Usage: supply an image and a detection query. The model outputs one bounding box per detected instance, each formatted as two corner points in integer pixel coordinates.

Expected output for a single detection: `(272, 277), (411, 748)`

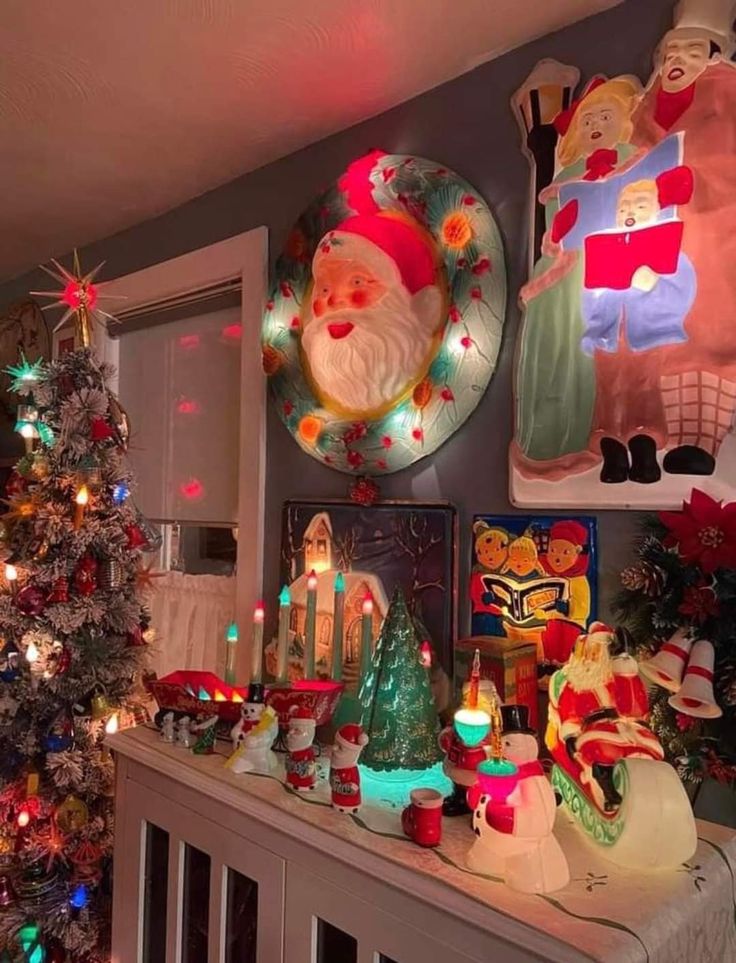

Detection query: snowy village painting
(279, 501), (457, 684)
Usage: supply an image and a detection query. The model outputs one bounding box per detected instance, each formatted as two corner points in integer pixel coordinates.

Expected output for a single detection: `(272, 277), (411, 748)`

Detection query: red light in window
(176, 399), (200, 415)
(179, 478), (205, 501)
(222, 323), (242, 341)
(179, 334), (200, 350)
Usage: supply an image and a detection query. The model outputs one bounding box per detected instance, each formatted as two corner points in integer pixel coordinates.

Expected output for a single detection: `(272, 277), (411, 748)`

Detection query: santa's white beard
(566, 650), (612, 692)
(302, 288), (435, 414)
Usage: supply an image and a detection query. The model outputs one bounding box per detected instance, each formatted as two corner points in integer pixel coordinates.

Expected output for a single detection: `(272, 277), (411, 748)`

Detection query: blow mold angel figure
(466, 704), (569, 894)
(546, 622), (696, 869)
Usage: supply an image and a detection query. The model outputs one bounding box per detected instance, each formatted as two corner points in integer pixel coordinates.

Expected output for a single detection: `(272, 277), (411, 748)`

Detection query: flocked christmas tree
(0, 260), (154, 962)
(615, 489), (736, 787)
(358, 586), (442, 772)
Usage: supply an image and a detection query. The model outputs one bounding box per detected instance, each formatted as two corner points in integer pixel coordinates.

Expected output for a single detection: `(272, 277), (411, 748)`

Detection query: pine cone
(620, 560), (665, 597)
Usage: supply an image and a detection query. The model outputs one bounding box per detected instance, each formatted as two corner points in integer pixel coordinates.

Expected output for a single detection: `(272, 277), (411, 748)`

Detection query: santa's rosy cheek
(313, 300), (325, 318)
(350, 289), (368, 308)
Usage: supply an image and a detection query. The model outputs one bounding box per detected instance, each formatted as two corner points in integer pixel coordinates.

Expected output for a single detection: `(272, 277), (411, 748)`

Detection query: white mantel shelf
(109, 725), (736, 963)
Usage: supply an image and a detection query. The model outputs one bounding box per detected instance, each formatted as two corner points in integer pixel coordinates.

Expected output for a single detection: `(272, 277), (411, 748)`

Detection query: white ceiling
(0, 0), (621, 282)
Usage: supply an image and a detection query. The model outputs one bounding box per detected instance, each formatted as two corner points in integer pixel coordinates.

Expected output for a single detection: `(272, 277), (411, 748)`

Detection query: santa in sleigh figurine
(546, 622), (696, 869)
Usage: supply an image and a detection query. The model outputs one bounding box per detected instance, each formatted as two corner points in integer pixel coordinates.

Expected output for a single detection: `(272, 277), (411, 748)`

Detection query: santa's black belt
(583, 708), (619, 725)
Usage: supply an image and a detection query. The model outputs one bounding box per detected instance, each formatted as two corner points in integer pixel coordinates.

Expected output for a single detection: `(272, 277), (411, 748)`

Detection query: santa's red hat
(335, 723), (368, 749)
(314, 215), (437, 295)
(289, 705), (316, 724)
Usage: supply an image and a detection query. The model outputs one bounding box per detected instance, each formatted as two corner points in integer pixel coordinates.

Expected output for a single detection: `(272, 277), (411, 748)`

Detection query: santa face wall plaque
(510, 0), (736, 509)
(262, 150), (506, 474)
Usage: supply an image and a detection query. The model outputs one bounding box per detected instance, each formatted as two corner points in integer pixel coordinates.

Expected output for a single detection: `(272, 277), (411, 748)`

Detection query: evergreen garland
(614, 493), (736, 787)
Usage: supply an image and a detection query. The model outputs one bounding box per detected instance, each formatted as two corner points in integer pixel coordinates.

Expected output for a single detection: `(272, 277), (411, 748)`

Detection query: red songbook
(584, 220), (684, 290)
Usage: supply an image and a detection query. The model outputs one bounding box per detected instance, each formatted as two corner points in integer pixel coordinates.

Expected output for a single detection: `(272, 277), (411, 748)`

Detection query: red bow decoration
(584, 148), (618, 181)
(90, 417), (115, 442)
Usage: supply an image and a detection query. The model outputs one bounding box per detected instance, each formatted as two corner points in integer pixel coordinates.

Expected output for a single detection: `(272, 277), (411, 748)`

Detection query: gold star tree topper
(31, 251), (122, 348)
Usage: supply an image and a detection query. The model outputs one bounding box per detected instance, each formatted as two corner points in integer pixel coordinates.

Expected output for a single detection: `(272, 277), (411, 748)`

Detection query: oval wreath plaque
(262, 149), (506, 475)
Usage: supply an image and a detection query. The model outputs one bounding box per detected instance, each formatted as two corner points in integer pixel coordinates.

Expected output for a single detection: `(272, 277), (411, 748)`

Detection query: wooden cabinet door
(283, 863), (480, 963)
(112, 778), (284, 963)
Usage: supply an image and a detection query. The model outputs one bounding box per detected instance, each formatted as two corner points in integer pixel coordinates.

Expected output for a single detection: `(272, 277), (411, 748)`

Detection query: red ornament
(126, 525), (147, 550)
(660, 489), (736, 573)
(74, 556), (98, 596)
(15, 584), (46, 616)
(47, 577), (70, 604)
(90, 417), (115, 442)
(126, 625), (146, 647)
(349, 476), (380, 507)
(5, 471), (27, 499)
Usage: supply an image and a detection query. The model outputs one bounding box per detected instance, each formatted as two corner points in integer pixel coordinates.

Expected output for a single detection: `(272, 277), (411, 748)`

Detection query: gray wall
(0, 0), (676, 635)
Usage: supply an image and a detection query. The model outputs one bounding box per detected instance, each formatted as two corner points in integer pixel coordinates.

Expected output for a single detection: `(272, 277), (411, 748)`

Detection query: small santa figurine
(329, 723), (368, 813)
(466, 705), (569, 894)
(285, 706), (318, 791)
(230, 683), (266, 749)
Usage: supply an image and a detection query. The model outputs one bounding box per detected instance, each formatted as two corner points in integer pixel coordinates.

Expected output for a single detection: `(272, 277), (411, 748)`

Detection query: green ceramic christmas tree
(358, 586), (442, 772)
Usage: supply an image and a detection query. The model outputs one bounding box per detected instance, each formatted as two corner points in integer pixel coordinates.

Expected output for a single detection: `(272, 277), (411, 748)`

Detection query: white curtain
(148, 572), (236, 678)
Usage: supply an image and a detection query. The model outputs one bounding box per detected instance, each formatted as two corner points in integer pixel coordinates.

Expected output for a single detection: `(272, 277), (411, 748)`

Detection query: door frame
(97, 228), (268, 681)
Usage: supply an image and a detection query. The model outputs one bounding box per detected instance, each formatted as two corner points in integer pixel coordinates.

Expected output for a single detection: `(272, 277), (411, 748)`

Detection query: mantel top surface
(110, 725), (736, 963)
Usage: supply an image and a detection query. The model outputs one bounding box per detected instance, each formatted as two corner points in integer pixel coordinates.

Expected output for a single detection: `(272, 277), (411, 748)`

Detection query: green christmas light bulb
(226, 622), (238, 644)
(334, 572), (345, 593)
(279, 585), (291, 606)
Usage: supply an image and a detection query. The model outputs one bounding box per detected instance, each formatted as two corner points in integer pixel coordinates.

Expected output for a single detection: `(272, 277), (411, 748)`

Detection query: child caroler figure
(230, 682), (266, 749)
(285, 706), (318, 791)
(191, 714), (218, 755)
(330, 723), (368, 813)
(176, 716), (193, 749)
(159, 711), (175, 744)
(466, 704), (569, 894)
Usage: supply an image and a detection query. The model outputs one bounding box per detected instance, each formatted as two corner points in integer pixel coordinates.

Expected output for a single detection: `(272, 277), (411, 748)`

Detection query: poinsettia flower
(660, 489), (736, 573)
(678, 583), (720, 622)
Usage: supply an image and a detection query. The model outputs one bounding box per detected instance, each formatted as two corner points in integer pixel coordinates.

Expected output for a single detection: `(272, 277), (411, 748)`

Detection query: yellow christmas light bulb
(105, 713), (119, 735)
(25, 641), (39, 664)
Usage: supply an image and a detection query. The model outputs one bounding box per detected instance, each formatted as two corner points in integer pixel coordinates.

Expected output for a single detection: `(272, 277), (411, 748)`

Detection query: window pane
(181, 845), (211, 963)
(142, 823), (169, 963)
(118, 304), (242, 524)
(317, 919), (357, 963)
(224, 868), (259, 963)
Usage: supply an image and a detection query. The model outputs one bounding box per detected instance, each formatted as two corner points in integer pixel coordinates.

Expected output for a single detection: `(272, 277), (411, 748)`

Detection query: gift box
(455, 636), (538, 731)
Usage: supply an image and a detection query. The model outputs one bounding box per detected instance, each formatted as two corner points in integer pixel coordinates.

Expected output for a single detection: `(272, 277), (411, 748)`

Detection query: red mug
(401, 788), (443, 847)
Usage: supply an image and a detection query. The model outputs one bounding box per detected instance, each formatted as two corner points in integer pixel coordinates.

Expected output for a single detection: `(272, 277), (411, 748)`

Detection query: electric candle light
(359, 591), (373, 684)
(5, 565), (18, 596)
(251, 602), (264, 683)
(277, 585), (291, 683)
(419, 640), (432, 669)
(331, 572), (345, 681)
(225, 621), (238, 685)
(304, 570), (318, 679)
(74, 484), (89, 529)
(19, 422), (36, 454)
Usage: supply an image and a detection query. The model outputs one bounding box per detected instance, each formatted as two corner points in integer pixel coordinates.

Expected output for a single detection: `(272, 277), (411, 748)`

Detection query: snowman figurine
(329, 723), (368, 814)
(466, 705), (569, 894)
(285, 706), (318, 791)
(160, 712), (175, 744)
(230, 683), (266, 749)
(226, 706), (279, 774)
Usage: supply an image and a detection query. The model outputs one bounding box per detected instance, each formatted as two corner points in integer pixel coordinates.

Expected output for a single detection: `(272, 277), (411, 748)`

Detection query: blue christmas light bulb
(69, 883), (89, 910)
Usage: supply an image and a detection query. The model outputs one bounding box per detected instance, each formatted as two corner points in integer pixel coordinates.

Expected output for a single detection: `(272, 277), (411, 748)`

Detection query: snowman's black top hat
(247, 682), (265, 704)
(500, 704), (535, 736)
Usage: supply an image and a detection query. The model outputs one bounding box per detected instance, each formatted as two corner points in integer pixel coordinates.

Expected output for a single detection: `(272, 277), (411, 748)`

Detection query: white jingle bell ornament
(668, 639), (722, 718)
(639, 628), (693, 692)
